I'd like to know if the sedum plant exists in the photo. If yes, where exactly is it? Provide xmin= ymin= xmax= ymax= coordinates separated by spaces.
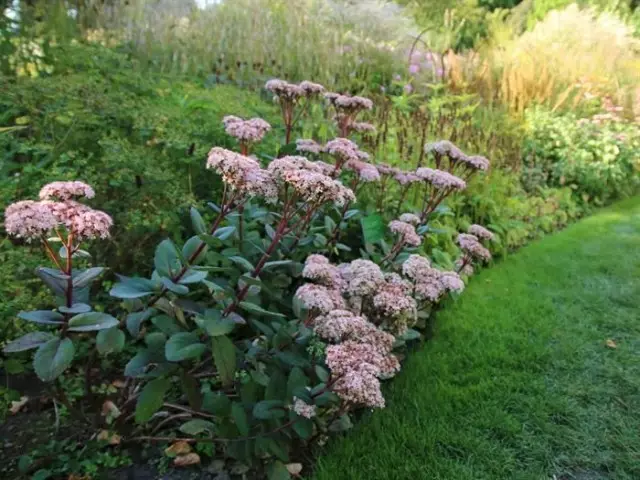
xmin=3 ymin=79 xmax=496 ymax=477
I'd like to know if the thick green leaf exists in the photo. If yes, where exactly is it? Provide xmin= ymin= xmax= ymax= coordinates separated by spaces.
xmin=253 ymin=400 xmax=286 ymax=420
xmin=145 ymin=332 xmax=167 ymax=350
xmin=3 ymin=332 xmax=55 ymax=353
xmin=229 ymin=256 xmax=254 ymax=272
xmin=328 ymin=413 xmax=354 ymax=432
xmin=124 ymin=350 xmax=152 ymax=377
xmin=361 ymin=213 xmax=385 ymax=244
xmin=18 ymin=310 xmax=64 ymax=325
xmin=190 ymin=206 xmax=207 ymax=235
xmin=203 ymin=392 xmax=231 ymax=416
xmin=268 ymin=460 xmax=291 ymax=480
xmin=214 ymin=225 xmax=236 ymax=241
xmin=231 ymin=402 xmax=249 ymax=436
xmin=314 ymin=365 xmax=330 ymax=383
xmin=262 ymin=260 xmax=294 ymax=271
xmin=212 ymin=335 xmax=236 ymax=386
xmin=178 ymin=269 xmax=208 ymax=284
xmin=286 ymin=367 xmax=308 ymax=398
xmin=165 ymin=332 xmax=206 ymax=362
xmin=58 ymin=303 xmax=91 ymax=314
xmin=72 ymin=267 xmax=105 ymax=288
xmin=35 ymin=267 xmax=69 ymax=297
xmin=33 ymin=338 xmax=75 ymax=382
xmin=126 ymin=308 xmax=156 ymax=337
xmin=275 ymin=351 xmax=310 ymax=368
xmin=293 ymin=416 xmax=314 ymax=439
xmin=110 ymin=276 xmax=156 ymax=299
xmin=182 ymin=236 xmax=208 ymax=265
xmin=265 ymin=370 xmax=287 ymax=401
xmin=68 ymin=312 xmax=118 ymax=332
xmin=151 ymin=314 xmax=183 ymax=336
xmin=154 ymin=239 xmax=181 ymax=277
xmin=160 ymin=277 xmax=189 ymax=295
xmin=180 ymin=419 xmax=216 ymax=435
xmin=239 ymin=301 xmax=286 ymax=318
xmin=198 ymin=310 xmax=235 ymax=337
xmin=180 ymin=370 xmax=202 ymax=410
xmin=135 ymin=378 xmax=171 ymax=424
xmin=96 ymin=327 xmax=125 ymax=355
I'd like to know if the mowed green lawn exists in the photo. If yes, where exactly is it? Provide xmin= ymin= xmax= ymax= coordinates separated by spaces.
xmin=314 ymin=197 xmax=640 ymax=480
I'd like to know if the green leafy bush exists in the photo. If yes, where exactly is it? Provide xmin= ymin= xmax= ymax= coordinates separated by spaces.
xmin=522 ymin=107 xmax=640 ymax=205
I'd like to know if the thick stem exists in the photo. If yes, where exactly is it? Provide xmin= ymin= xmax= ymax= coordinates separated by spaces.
xmin=64 ymin=232 xmax=74 ymax=309
xmin=42 ymin=238 xmax=64 ymax=271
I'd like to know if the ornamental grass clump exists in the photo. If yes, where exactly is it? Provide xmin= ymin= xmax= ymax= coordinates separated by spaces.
xmin=2 ymin=81 xmax=495 ymax=477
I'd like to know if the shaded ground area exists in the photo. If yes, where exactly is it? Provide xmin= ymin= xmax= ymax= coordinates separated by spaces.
xmin=314 ymin=198 xmax=640 ymax=480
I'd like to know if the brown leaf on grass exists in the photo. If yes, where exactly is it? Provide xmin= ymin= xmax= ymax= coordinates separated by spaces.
xmin=286 ymin=463 xmax=303 ymax=475
xmin=111 ymin=379 xmax=126 ymax=388
xmin=101 ymin=400 xmax=121 ymax=417
xmin=606 ymin=339 xmax=617 ymax=349
xmin=165 ymin=440 xmax=192 ymax=456
xmin=174 ymin=452 xmax=201 ymax=467
xmin=10 ymin=396 xmax=29 ymax=414
xmin=97 ymin=429 xmax=121 ymax=445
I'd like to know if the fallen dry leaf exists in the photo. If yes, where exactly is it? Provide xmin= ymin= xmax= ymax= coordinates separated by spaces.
xmin=10 ymin=396 xmax=29 ymax=415
xmin=174 ymin=452 xmax=201 ymax=467
xmin=286 ymin=463 xmax=303 ymax=475
xmin=68 ymin=475 xmax=91 ymax=480
xmin=111 ymin=379 xmax=126 ymax=388
xmin=97 ymin=429 xmax=121 ymax=445
xmin=165 ymin=440 xmax=192 ymax=456
xmin=606 ymin=339 xmax=617 ymax=349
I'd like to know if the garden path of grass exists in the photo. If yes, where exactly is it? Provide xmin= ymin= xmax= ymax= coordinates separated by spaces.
xmin=314 ymin=197 xmax=640 ymax=480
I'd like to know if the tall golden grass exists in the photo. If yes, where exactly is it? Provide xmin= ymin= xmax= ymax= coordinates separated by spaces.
xmin=476 ymin=4 xmax=640 ymax=114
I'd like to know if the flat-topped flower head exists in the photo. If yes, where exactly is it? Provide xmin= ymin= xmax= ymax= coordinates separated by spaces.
xmin=344 ymin=159 xmax=380 ymax=182
xmin=330 ymin=94 xmax=374 ymax=112
xmin=447 ymin=145 xmax=468 ymax=162
xmin=296 ymin=138 xmax=323 ymax=155
xmin=376 ymin=163 xmax=401 ymax=176
xmin=326 ymin=341 xmax=398 ymax=378
xmin=265 ymin=78 xmax=304 ymax=100
xmin=206 ymin=147 xmax=276 ymax=199
xmin=414 ymin=275 xmax=445 ymax=302
xmin=372 ymin=282 xmax=417 ymax=319
xmin=5 ymin=200 xmax=58 ymax=242
xmin=457 ymin=233 xmax=492 ymax=262
xmin=324 ymin=137 xmax=362 ymax=163
xmin=424 ymin=140 xmax=455 ymax=156
xmin=69 ymin=207 xmax=113 ymax=240
xmin=302 ymin=255 xmax=343 ymax=288
xmin=402 ymin=254 xmax=431 ymax=280
xmin=39 ymin=181 xmax=95 ymax=201
xmin=439 ymin=271 xmax=464 ymax=293
xmin=398 ymin=213 xmax=421 ymax=225
xmin=468 ymin=224 xmax=494 ymax=241
xmin=352 ymin=122 xmax=376 ymax=134
xmin=465 ymin=155 xmax=490 ymax=171
xmin=295 ymin=283 xmax=345 ymax=313
xmin=394 ymin=171 xmax=421 ymax=185
xmin=222 ymin=116 xmax=271 ymax=143
xmin=281 ymin=168 xmax=355 ymax=206
xmin=389 ymin=220 xmax=422 ymax=247
xmin=292 ymin=397 xmax=317 ymax=418
xmin=299 ymin=80 xmax=325 ymax=96
xmin=267 ymin=155 xmax=324 ymax=179
xmin=341 ymin=259 xmax=385 ymax=297
xmin=332 ymin=369 xmax=385 ymax=409
xmin=416 ymin=167 xmax=466 ymax=190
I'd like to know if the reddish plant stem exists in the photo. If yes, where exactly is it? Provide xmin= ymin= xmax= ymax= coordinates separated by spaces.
xmin=42 ymin=238 xmax=64 ymax=271
xmin=456 ymin=254 xmax=472 ymax=274
xmin=64 ymin=232 xmax=74 ymax=308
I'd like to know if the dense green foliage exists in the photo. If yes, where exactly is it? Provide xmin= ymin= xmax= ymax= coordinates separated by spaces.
xmin=315 ymin=196 xmax=640 ymax=480
xmin=1 ymin=43 xmax=278 ymax=342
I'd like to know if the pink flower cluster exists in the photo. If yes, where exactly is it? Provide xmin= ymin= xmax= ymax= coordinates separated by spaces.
xmin=4 ymin=200 xmax=58 ymax=242
xmin=424 ymin=140 xmax=491 ymax=173
xmin=6 ymin=182 xmax=112 ymax=242
xmin=468 ymin=224 xmax=494 ymax=241
xmin=302 ymin=254 xmax=344 ymax=289
xmin=340 ymin=259 xmax=385 ymax=297
xmin=457 ymin=233 xmax=492 ymax=262
xmin=402 ymin=254 xmax=464 ymax=302
xmin=292 ymin=397 xmax=317 ymax=419
xmin=39 ymin=181 xmax=95 ymax=201
xmin=324 ymin=138 xmax=367 ymax=165
xmin=295 ymin=283 xmax=345 ymax=314
xmin=416 ymin=167 xmax=467 ymax=191
xmin=351 ymin=122 xmax=376 ymax=134
xmin=325 ymin=93 xmax=373 ymax=113
xmin=344 ymin=159 xmax=381 ymax=182
xmin=376 ymin=164 xmax=401 ymax=176
xmin=394 ymin=171 xmax=421 ymax=185
xmin=296 ymin=139 xmax=323 ymax=155
xmin=222 ymin=116 xmax=271 ymax=144
xmin=398 ymin=213 xmax=421 ymax=225
xmin=299 ymin=81 xmax=326 ymax=96
xmin=206 ymin=147 xmax=278 ymax=201
xmin=388 ymin=220 xmax=422 ymax=247
xmin=372 ymin=282 xmax=417 ymax=320
xmin=266 ymin=79 xmax=325 ymax=101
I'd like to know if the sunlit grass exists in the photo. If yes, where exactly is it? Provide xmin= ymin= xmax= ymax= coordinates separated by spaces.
xmin=313 ymin=196 xmax=640 ymax=480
